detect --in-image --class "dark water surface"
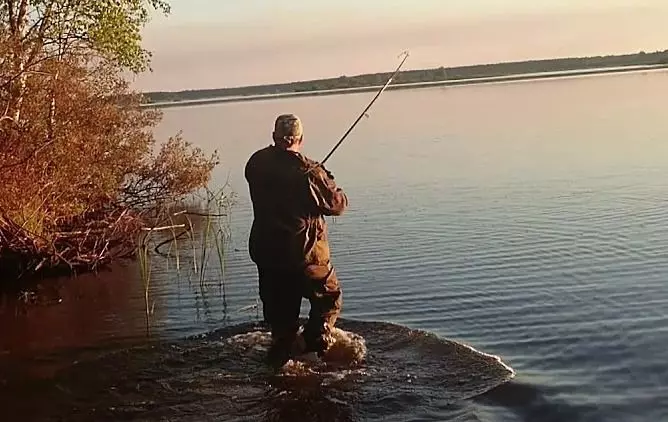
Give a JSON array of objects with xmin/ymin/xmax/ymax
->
[{"xmin": 2, "ymin": 71, "xmax": 668, "ymax": 421}]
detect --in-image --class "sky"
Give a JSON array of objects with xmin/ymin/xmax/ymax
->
[{"xmin": 132, "ymin": 0, "xmax": 668, "ymax": 92}]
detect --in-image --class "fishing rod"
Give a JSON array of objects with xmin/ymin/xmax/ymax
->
[{"xmin": 310, "ymin": 50, "xmax": 410, "ymax": 171}]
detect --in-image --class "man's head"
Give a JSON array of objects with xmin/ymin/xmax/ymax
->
[{"xmin": 273, "ymin": 114, "xmax": 303, "ymax": 151}]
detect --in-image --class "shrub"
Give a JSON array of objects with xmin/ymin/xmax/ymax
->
[{"xmin": 0, "ymin": 1, "xmax": 219, "ymax": 281}]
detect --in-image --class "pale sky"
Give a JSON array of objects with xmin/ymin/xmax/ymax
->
[{"xmin": 133, "ymin": 0, "xmax": 668, "ymax": 92}]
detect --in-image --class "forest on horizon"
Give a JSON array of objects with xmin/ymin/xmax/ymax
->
[{"xmin": 144, "ymin": 50, "xmax": 668, "ymax": 104}]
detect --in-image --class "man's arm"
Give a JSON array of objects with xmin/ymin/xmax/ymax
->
[{"xmin": 308, "ymin": 165, "xmax": 348, "ymax": 216}]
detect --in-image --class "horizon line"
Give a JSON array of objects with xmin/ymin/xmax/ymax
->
[{"xmin": 141, "ymin": 48, "xmax": 668, "ymax": 94}]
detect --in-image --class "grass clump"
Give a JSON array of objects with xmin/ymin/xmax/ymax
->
[{"xmin": 137, "ymin": 186, "xmax": 236, "ymax": 329}]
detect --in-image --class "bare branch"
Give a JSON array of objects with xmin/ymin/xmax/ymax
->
[
  {"xmin": 25, "ymin": 1, "xmax": 54, "ymax": 64},
  {"xmin": 17, "ymin": 0, "xmax": 28, "ymax": 26},
  {"xmin": 21, "ymin": 4, "xmax": 48, "ymax": 42},
  {"xmin": 7, "ymin": 0, "xmax": 16, "ymax": 35},
  {"xmin": 0, "ymin": 138, "xmax": 58, "ymax": 170}
]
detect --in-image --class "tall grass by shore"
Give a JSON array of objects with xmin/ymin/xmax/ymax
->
[{"xmin": 136, "ymin": 186, "xmax": 236, "ymax": 331}]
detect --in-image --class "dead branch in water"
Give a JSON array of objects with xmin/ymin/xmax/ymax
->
[
  {"xmin": 141, "ymin": 224, "xmax": 186, "ymax": 232},
  {"xmin": 0, "ymin": 206, "xmax": 144, "ymax": 279}
]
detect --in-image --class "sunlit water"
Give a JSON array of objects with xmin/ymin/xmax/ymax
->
[{"xmin": 2, "ymin": 70, "xmax": 668, "ymax": 421}]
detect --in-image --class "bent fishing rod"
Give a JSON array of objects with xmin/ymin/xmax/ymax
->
[{"xmin": 308, "ymin": 51, "xmax": 410, "ymax": 172}]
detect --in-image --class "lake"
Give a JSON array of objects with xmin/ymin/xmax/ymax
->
[{"xmin": 2, "ymin": 70, "xmax": 668, "ymax": 421}]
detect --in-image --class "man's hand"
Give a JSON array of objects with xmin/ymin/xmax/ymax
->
[{"xmin": 306, "ymin": 162, "xmax": 347, "ymax": 217}]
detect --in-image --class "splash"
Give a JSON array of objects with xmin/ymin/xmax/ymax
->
[
  {"xmin": 224, "ymin": 326, "xmax": 368, "ymax": 377},
  {"xmin": 8, "ymin": 319, "xmax": 515, "ymax": 421}
]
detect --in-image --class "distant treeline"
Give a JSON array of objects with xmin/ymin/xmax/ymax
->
[{"xmin": 144, "ymin": 50, "xmax": 668, "ymax": 104}]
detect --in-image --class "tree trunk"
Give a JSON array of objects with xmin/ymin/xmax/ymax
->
[
  {"xmin": 11, "ymin": 59, "xmax": 26, "ymax": 122},
  {"xmin": 47, "ymin": 66, "xmax": 59, "ymax": 142},
  {"xmin": 6, "ymin": 0, "xmax": 29, "ymax": 123}
]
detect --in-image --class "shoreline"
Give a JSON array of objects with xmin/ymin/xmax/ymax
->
[{"xmin": 141, "ymin": 64, "xmax": 668, "ymax": 109}]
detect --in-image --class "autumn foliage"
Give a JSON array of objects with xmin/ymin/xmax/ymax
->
[{"xmin": 0, "ymin": 1, "xmax": 218, "ymax": 280}]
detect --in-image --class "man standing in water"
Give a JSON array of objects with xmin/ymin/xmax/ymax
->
[{"xmin": 244, "ymin": 114, "xmax": 348, "ymax": 368}]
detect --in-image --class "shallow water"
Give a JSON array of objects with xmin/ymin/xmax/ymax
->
[
  {"xmin": 2, "ymin": 70, "xmax": 668, "ymax": 421},
  {"xmin": 3, "ymin": 320, "xmax": 515, "ymax": 421}
]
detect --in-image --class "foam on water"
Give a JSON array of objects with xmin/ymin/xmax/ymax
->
[
  {"xmin": 227, "ymin": 326, "xmax": 366, "ymax": 360},
  {"xmin": 225, "ymin": 326, "xmax": 368, "ymax": 380}
]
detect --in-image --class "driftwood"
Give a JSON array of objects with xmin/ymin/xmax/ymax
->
[{"xmin": 0, "ymin": 206, "xmax": 145, "ymax": 280}]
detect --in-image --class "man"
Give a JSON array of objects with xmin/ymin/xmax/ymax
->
[{"xmin": 244, "ymin": 113, "xmax": 348, "ymax": 368}]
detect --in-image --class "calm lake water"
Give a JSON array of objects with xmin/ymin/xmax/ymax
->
[{"xmin": 2, "ymin": 70, "xmax": 668, "ymax": 421}]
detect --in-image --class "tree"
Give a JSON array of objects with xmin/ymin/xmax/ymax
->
[
  {"xmin": 2, "ymin": 0, "xmax": 169, "ymax": 129},
  {"xmin": 0, "ymin": 1, "xmax": 220, "ymax": 280}
]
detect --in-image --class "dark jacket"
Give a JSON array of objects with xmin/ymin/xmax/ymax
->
[{"xmin": 244, "ymin": 145, "xmax": 348, "ymax": 270}]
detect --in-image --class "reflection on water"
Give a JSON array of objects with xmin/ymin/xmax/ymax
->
[
  {"xmin": 0, "ymin": 207, "xmax": 242, "ymax": 382},
  {"xmin": 2, "ymin": 71, "xmax": 668, "ymax": 421},
  {"xmin": 1, "ymin": 264, "xmax": 148, "ymax": 375}
]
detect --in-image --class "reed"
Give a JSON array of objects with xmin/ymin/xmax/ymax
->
[
  {"xmin": 137, "ymin": 230, "xmax": 152, "ymax": 332},
  {"xmin": 138, "ymin": 184, "xmax": 236, "ymax": 330},
  {"xmin": 137, "ymin": 219, "xmax": 188, "ymax": 333},
  {"xmin": 167, "ymin": 210, "xmax": 181, "ymax": 276},
  {"xmin": 206, "ymin": 185, "xmax": 233, "ymax": 308}
]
